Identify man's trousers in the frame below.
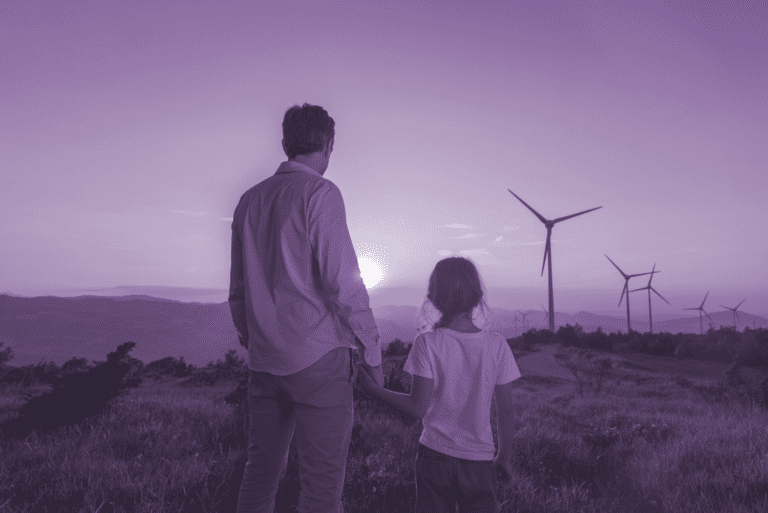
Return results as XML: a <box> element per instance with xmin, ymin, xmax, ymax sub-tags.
<box><xmin>236</xmin><ymin>347</ymin><xmax>355</xmax><ymax>513</ymax></box>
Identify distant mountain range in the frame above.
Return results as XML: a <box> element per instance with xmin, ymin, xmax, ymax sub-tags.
<box><xmin>1</xmin><ymin>294</ymin><xmax>766</xmax><ymax>367</ymax></box>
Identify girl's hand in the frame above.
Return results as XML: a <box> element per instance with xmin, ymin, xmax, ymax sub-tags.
<box><xmin>493</xmin><ymin>453</ymin><xmax>514</xmax><ymax>482</ymax></box>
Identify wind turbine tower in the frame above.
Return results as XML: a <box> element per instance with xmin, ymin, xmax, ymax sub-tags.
<box><xmin>508</xmin><ymin>189</ymin><xmax>602</xmax><ymax>332</ymax></box>
<box><xmin>605</xmin><ymin>255</ymin><xmax>655</xmax><ymax>334</ymax></box>
<box><xmin>683</xmin><ymin>292</ymin><xmax>713</xmax><ymax>335</ymax></box>
<box><xmin>628</xmin><ymin>263</ymin><xmax>668</xmax><ymax>334</ymax></box>
<box><xmin>719</xmin><ymin>299</ymin><xmax>746</xmax><ymax>329</ymax></box>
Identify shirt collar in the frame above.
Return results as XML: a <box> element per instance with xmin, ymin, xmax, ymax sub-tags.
<box><xmin>275</xmin><ymin>160</ymin><xmax>322</xmax><ymax>177</ymax></box>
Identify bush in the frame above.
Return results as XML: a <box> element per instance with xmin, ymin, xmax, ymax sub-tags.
<box><xmin>181</xmin><ymin>350</ymin><xmax>247</xmax><ymax>386</ymax></box>
<box><xmin>384</xmin><ymin>339</ymin><xmax>412</xmax><ymax>357</ymax></box>
<box><xmin>582</xmin><ymin>327</ymin><xmax>614</xmax><ymax>352</ymax></box>
<box><xmin>556</xmin><ymin>324</ymin><xmax>585</xmax><ymax>347</ymax></box>
<box><xmin>4</xmin><ymin>342</ymin><xmax>143</xmax><ymax>437</ymax></box>
<box><xmin>0</xmin><ymin>342</ymin><xmax>13</xmax><ymax>366</ymax></box>
<box><xmin>143</xmin><ymin>356</ymin><xmax>191</xmax><ymax>378</ymax></box>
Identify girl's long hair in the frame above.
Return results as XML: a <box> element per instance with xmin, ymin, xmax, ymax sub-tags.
<box><xmin>418</xmin><ymin>257</ymin><xmax>490</xmax><ymax>332</ymax></box>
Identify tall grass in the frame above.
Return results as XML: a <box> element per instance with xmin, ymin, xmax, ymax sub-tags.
<box><xmin>2</xmin><ymin>342</ymin><xmax>768</xmax><ymax>512</ymax></box>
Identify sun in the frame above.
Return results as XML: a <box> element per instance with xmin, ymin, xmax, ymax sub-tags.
<box><xmin>358</xmin><ymin>257</ymin><xmax>384</xmax><ymax>289</ymax></box>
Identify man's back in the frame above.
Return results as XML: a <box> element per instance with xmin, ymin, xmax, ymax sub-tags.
<box><xmin>230</xmin><ymin>160</ymin><xmax>380</xmax><ymax>375</ymax></box>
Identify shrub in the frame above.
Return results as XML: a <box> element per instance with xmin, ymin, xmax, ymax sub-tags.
<box><xmin>553</xmin><ymin>347</ymin><xmax>614</xmax><ymax>396</ymax></box>
<box><xmin>143</xmin><ymin>355</ymin><xmax>190</xmax><ymax>378</ymax></box>
<box><xmin>181</xmin><ymin>350</ymin><xmax>247</xmax><ymax>386</ymax></box>
<box><xmin>4</xmin><ymin>342</ymin><xmax>142</xmax><ymax>437</ymax></box>
<box><xmin>582</xmin><ymin>326</ymin><xmax>614</xmax><ymax>352</ymax></box>
<box><xmin>0</xmin><ymin>342</ymin><xmax>13</xmax><ymax>366</ymax></box>
<box><xmin>556</xmin><ymin>324</ymin><xmax>585</xmax><ymax>347</ymax></box>
<box><xmin>384</xmin><ymin>339</ymin><xmax>412</xmax><ymax>357</ymax></box>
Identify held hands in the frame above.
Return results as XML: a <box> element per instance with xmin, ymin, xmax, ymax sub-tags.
<box><xmin>355</xmin><ymin>361</ymin><xmax>384</xmax><ymax>390</ymax></box>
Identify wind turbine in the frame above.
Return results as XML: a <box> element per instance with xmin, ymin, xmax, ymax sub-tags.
<box><xmin>719</xmin><ymin>299</ymin><xmax>746</xmax><ymax>329</ymax></box>
<box><xmin>628</xmin><ymin>263</ymin><xmax>668</xmax><ymax>334</ymax></box>
<box><xmin>541</xmin><ymin>304</ymin><xmax>549</xmax><ymax>329</ymax></box>
<box><xmin>605</xmin><ymin>255</ymin><xmax>656</xmax><ymax>334</ymax></box>
<box><xmin>683</xmin><ymin>292</ymin><xmax>713</xmax><ymax>335</ymax></box>
<box><xmin>508</xmin><ymin>189</ymin><xmax>602</xmax><ymax>332</ymax></box>
<box><xmin>518</xmin><ymin>310</ymin><xmax>531</xmax><ymax>332</ymax></box>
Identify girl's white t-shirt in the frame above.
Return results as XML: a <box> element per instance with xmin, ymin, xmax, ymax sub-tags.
<box><xmin>403</xmin><ymin>327</ymin><xmax>521</xmax><ymax>460</ymax></box>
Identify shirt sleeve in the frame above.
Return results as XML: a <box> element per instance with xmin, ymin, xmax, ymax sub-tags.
<box><xmin>228</xmin><ymin>199</ymin><xmax>248</xmax><ymax>348</ymax></box>
<box><xmin>496</xmin><ymin>335</ymin><xmax>522</xmax><ymax>385</ymax></box>
<box><xmin>403</xmin><ymin>334</ymin><xmax>433</xmax><ymax>379</ymax></box>
<box><xmin>308</xmin><ymin>181</ymin><xmax>382</xmax><ymax>367</ymax></box>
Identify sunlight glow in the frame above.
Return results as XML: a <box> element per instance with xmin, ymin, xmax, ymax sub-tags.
<box><xmin>358</xmin><ymin>257</ymin><xmax>384</xmax><ymax>289</ymax></box>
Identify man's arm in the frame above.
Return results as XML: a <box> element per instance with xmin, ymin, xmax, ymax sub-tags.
<box><xmin>309</xmin><ymin>183</ymin><xmax>382</xmax><ymax>369</ymax></box>
<box><xmin>360</xmin><ymin>369</ymin><xmax>433</xmax><ymax>419</ymax></box>
<box><xmin>228</xmin><ymin>217</ymin><xmax>248</xmax><ymax>349</ymax></box>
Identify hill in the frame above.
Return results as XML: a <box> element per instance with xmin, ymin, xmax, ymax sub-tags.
<box><xmin>2</xmin><ymin>294</ymin><xmax>767</xmax><ymax>367</ymax></box>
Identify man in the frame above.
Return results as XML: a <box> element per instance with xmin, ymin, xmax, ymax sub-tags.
<box><xmin>229</xmin><ymin>103</ymin><xmax>384</xmax><ymax>513</ymax></box>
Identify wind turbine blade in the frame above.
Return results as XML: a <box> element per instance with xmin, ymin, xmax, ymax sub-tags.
<box><xmin>682</xmin><ymin>307</ymin><xmax>699</xmax><ymax>311</ymax></box>
<box><xmin>508</xmin><ymin>190</ymin><xmax>547</xmax><ymax>224</ymax></box>
<box><xmin>701</xmin><ymin>291</ymin><xmax>709</xmax><ymax>308</ymax></box>
<box><xmin>541</xmin><ymin>234</ymin><xmax>551</xmax><ymax>277</ymax></box>
<box><xmin>736</xmin><ymin>298</ymin><xmax>746</xmax><ymax>310</ymax></box>
<box><xmin>736</xmin><ymin>311</ymin><xmax>741</xmax><ymax>321</ymax></box>
<box><xmin>552</xmin><ymin>206</ymin><xmax>602</xmax><ymax>224</ymax></box>
<box><xmin>619</xmin><ymin>283</ymin><xmax>627</xmax><ymax>307</ymax></box>
<box><xmin>605</xmin><ymin>254</ymin><xmax>627</xmax><ymax>278</ymax></box>
<box><xmin>628</xmin><ymin>271</ymin><xmax>656</xmax><ymax>278</ymax></box>
<box><xmin>628</xmin><ymin>287</ymin><xmax>647</xmax><ymax>293</ymax></box>
<box><xmin>651</xmin><ymin>287</ymin><xmax>671</xmax><ymax>305</ymax></box>
<box><xmin>648</xmin><ymin>263</ymin><xmax>657</xmax><ymax>285</ymax></box>
<box><xmin>704</xmin><ymin>310</ymin><xmax>713</xmax><ymax>321</ymax></box>
<box><xmin>719</xmin><ymin>305</ymin><xmax>729</xmax><ymax>310</ymax></box>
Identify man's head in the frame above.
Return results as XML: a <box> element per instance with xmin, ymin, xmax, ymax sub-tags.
<box><xmin>282</xmin><ymin>103</ymin><xmax>335</xmax><ymax>174</ymax></box>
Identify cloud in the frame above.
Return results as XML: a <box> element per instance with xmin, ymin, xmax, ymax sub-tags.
<box><xmin>220</xmin><ymin>217</ymin><xmax>233</xmax><ymax>222</ymax></box>
<box><xmin>494</xmin><ymin>236</ymin><xmax>503</xmax><ymax>242</ymax></box>
<box><xmin>452</xmin><ymin>233</ymin><xmax>482</xmax><ymax>239</ymax></box>
<box><xmin>502</xmin><ymin>225</ymin><xmax>520</xmax><ymax>231</ymax></box>
<box><xmin>459</xmin><ymin>249</ymin><xmax>489</xmax><ymax>256</ymax></box>
<box><xmin>172</xmin><ymin>210</ymin><xmax>210</xmax><ymax>218</ymax></box>
<box><xmin>443</xmin><ymin>223</ymin><xmax>472</xmax><ymax>229</ymax></box>
<box><xmin>437</xmin><ymin>250</ymin><xmax>453</xmax><ymax>256</ymax></box>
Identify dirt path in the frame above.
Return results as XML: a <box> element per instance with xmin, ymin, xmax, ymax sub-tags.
<box><xmin>512</xmin><ymin>344</ymin><xmax>731</xmax><ymax>385</ymax></box>
<box><xmin>514</xmin><ymin>344</ymin><xmax>576</xmax><ymax>382</ymax></box>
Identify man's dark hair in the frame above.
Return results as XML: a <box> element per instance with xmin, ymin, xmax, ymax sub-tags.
<box><xmin>282</xmin><ymin>103</ymin><xmax>335</xmax><ymax>159</ymax></box>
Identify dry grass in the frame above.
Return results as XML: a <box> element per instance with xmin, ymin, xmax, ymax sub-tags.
<box><xmin>2</xmin><ymin>345</ymin><xmax>768</xmax><ymax>512</ymax></box>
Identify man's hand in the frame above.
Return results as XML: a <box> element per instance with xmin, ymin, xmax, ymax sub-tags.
<box><xmin>357</xmin><ymin>362</ymin><xmax>384</xmax><ymax>389</ymax></box>
<box><xmin>237</xmin><ymin>330</ymin><xmax>248</xmax><ymax>349</ymax></box>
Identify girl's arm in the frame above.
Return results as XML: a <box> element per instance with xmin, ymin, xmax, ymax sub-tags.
<box><xmin>358</xmin><ymin>365</ymin><xmax>433</xmax><ymax>419</ymax></box>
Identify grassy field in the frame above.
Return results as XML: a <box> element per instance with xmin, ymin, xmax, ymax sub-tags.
<box><xmin>2</xmin><ymin>342</ymin><xmax>768</xmax><ymax>512</ymax></box>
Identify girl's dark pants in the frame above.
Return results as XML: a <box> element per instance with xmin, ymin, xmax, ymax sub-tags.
<box><xmin>236</xmin><ymin>347</ymin><xmax>355</xmax><ymax>513</ymax></box>
<box><xmin>416</xmin><ymin>443</ymin><xmax>499</xmax><ymax>513</ymax></box>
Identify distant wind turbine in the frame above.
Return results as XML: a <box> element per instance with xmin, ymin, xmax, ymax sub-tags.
<box><xmin>518</xmin><ymin>310</ymin><xmax>531</xmax><ymax>332</ymax></box>
<box><xmin>605</xmin><ymin>255</ymin><xmax>655</xmax><ymax>334</ymax></box>
<box><xmin>628</xmin><ymin>263</ymin><xmax>668</xmax><ymax>334</ymax></box>
<box><xmin>508</xmin><ymin>189</ymin><xmax>602</xmax><ymax>332</ymax></box>
<box><xmin>719</xmin><ymin>299</ymin><xmax>746</xmax><ymax>329</ymax></box>
<box><xmin>683</xmin><ymin>292</ymin><xmax>713</xmax><ymax>335</ymax></box>
<box><xmin>541</xmin><ymin>304</ymin><xmax>549</xmax><ymax>328</ymax></box>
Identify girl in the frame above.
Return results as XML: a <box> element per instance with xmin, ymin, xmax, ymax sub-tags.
<box><xmin>357</xmin><ymin>256</ymin><xmax>521</xmax><ymax>513</ymax></box>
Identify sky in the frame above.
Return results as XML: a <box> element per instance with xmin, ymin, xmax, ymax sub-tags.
<box><xmin>1</xmin><ymin>0</ymin><xmax>767</xmax><ymax>316</ymax></box>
